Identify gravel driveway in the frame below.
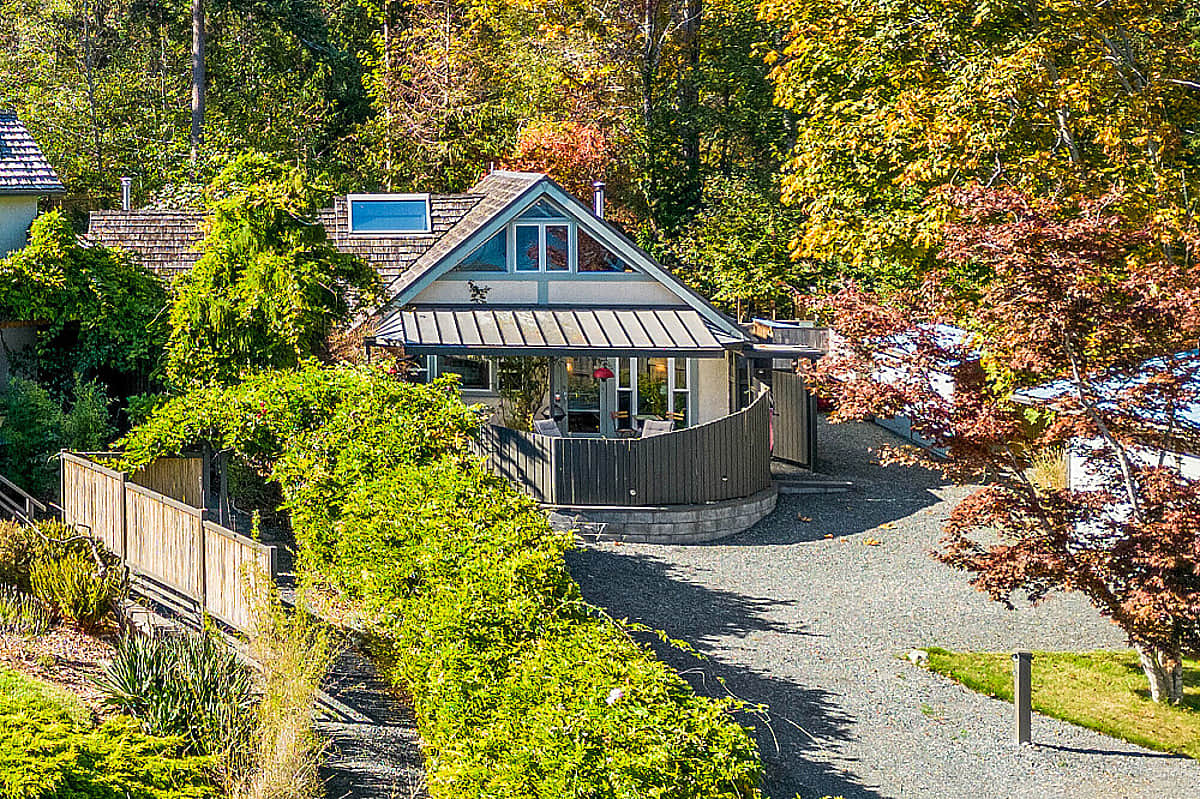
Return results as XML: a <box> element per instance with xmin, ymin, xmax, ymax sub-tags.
<box><xmin>568</xmin><ymin>420</ymin><xmax>1200</xmax><ymax>799</ymax></box>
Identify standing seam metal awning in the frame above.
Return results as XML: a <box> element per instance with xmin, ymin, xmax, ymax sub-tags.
<box><xmin>371</xmin><ymin>306</ymin><xmax>743</xmax><ymax>356</ymax></box>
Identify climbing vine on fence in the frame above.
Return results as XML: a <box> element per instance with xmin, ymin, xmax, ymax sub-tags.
<box><xmin>119</xmin><ymin>362</ymin><xmax>763</xmax><ymax>799</ymax></box>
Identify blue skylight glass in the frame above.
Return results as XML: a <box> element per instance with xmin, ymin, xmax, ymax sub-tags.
<box><xmin>350</xmin><ymin>197</ymin><xmax>430</xmax><ymax>233</ymax></box>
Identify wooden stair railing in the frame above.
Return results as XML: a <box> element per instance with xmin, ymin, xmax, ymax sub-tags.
<box><xmin>0</xmin><ymin>473</ymin><xmax>46</xmax><ymax>527</ymax></box>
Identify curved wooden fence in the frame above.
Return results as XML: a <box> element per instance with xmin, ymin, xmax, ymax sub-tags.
<box><xmin>476</xmin><ymin>392</ymin><xmax>772</xmax><ymax>507</ymax></box>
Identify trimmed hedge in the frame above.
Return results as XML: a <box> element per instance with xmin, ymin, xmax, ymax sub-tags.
<box><xmin>120</xmin><ymin>364</ymin><xmax>763</xmax><ymax>798</ymax></box>
<box><xmin>0</xmin><ymin>667</ymin><xmax>214</xmax><ymax>799</ymax></box>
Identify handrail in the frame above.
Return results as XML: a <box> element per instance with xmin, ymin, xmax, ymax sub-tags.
<box><xmin>0</xmin><ymin>472</ymin><xmax>46</xmax><ymax>513</ymax></box>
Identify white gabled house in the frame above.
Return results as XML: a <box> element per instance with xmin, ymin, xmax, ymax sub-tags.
<box><xmin>88</xmin><ymin>169</ymin><xmax>825</xmax><ymax>538</ymax></box>
<box><xmin>0</xmin><ymin>111</ymin><xmax>64</xmax><ymax>255</ymax></box>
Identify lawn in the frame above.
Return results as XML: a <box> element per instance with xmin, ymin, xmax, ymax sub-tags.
<box><xmin>924</xmin><ymin>648</ymin><xmax>1200</xmax><ymax>759</ymax></box>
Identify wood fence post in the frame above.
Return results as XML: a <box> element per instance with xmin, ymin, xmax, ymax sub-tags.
<box><xmin>197</xmin><ymin>509</ymin><xmax>208</xmax><ymax>617</ymax></box>
<box><xmin>118</xmin><ymin>473</ymin><xmax>128</xmax><ymax>561</ymax></box>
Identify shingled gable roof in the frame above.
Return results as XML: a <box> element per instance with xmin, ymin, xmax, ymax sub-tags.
<box><xmin>380</xmin><ymin>170</ymin><xmax>747</xmax><ymax>341</ymax></box>
<box><xmin>86</xmin><ymin>194</ymin><xmax>481</xmax><ymax>283</ymax></box>
<box><xmin>0</xmin><ymin>111</ymin><xmax>65</xmax><ymax>195</ymax></box>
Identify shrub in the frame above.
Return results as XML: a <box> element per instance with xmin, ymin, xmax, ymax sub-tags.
<box><xmin>0</xmin><ymin>666</ymin><xmax>215</xmax><ymax>799</ymax></box>
<box><xmin>0</xmin><ymin>522</ymin><xmax>47</xmax><ymax>593</ymax></box>
<box><xmin>0</xmin><ymin>584</ymin><xmax>56</xmax><ymax>635</ymax></box>
<box><xmin>0</xmin><ymin>378</ymin><xmax>63</xmax><ymax>496</ymax></box>
<box><xmin>29</xmin><ymin>549</ymin><xmax>126</xmax><ymax>632</ymax></box>
<box><xmin>97</xmin><ymin>627</ymin><xmax>258</xmax><ymax>773</ymax></box>
<box><xmin>120</xmin><ymin>365</ymin><xmax>764</xmax><ymax>799</ymax></box>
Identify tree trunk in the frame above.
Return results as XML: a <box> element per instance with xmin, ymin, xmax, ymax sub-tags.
<box><xmin>1136</xmin><ymin>642</ymin><xmax>1183</xmax><ymax>704</ymax></box>
<box><xmin>190</xmin><ymin>0</ymin><xmax>206</xmax><ymax>166</ymax></box>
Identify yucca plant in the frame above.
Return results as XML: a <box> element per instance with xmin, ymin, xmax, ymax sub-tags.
<box><xmin>0</xmin><ymin>583</ymin><xmax>56</xmax><ymax>635</ymax></box>
<box><xmin>29</xmin><ymin>550</ymin><xmax>126</xmax><ymax>632</ymax></box>
<box><xmin>96</xmin><ymin>627</ymin><xmax>258</xmax><ymax>767</ymax></box>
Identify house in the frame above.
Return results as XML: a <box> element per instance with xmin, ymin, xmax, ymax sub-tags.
<box><xmin>1012</xmin><ymin>350</ymin><xmax>1200</xmax><ymax>490</ymax></box>
<box><xmin>0</xmin><ymin>111</ymin><xmax>65</xmax><ymax>386</ymax></box>
<box><xmin>88</xmin><ymin>170</ymin><xmax>825</xmax><ymax>541</ymax></box>
<box><xmin>0</xmin><ymin>111</ymin><xmax>63</xmax><ymax>255</ymax></box>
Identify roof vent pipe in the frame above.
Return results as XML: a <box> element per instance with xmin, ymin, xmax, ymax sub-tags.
<box><xmin>592</xmin><ymin>180</ymin><xmax>605</xmax><ymax>220</ymax></box>
<box><xmin>119</xmin><ymin>177</ymin><xmax>132</xmax><ymax>211</ymax></box>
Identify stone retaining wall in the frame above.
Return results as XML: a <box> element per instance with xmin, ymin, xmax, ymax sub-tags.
<box><xmin>546</xmin><ymin>486</ymin><xmax>778</xmax><ymax>544</ymax></box>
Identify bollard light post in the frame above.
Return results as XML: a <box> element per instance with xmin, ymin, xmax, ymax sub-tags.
<box><xmin>1013</xmin><ymin>650</ymin><xmax>1032</xmax><ymax>745</ymax></box>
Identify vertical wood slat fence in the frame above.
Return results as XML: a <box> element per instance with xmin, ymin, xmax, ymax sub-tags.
<box><xmin>476</xmin><ymin>392</ymin><xmax>772</xmax><ymax>507</ymax></box>
<box><xmin>771</xmin><ymin>369</ymin><xmax>817</xmax><ymax>469</ymax></box>
<box><xmin>59</xmin><ymin>452</ymin><xmax>276</xmax><ymax>633</ymax></box>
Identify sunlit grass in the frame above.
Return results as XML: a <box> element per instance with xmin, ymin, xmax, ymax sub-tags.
<box><xmin>924</xmin><ymin>648</ymin><xmax>1200</xmax><ymax>758</ymax></box>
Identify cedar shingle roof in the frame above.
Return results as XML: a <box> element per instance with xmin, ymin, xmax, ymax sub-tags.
<box><xmin>0</xmin><ymin>111</ymin><xmax>64</xmax><ymax>195</ymax></box>
<box><xmin>86</xmin><ymin>193</ymin><xmax>483</xmax><ymax>283</ymax></box>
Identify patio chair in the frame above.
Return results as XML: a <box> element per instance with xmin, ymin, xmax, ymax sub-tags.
<box><xmin>533</xmin><ymin>418</ymin><xmax>564</xmax><ymax>437</ymax></box>
<box><xmin>640</xmin><ymin>419</ymin><xmax>674</xmax><ymax>437</ymax></box>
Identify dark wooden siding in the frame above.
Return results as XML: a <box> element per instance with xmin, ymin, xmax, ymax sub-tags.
<box><xmin>475</xmin><ymin>392</ymin><xmax>772</xmax><ymax>506</ymax></box>
<box><xmin>772</xmin><ymin>369</ymin><xmax>817</xmax><ymax>468</ymax></box>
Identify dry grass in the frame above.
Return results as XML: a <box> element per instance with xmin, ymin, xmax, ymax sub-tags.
<box><xmin>1029</xmin><ymin>446</ymin><xmax>1067</xmax><ymax>491</ymax></box>
<box><xmin>233</xmin><ymin>589</ymin><xmax>335</xmax><ymax>799</ymax></box>
<box><xmin>924</xmin><ymin>648</ymin><xmax>1200</xmax><ymax>758</ymax></box>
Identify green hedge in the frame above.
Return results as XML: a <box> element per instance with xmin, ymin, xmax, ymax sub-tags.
<box><xmin>0</xmin><ymin>667</ymin><xmax>214</xmax><ymax>799</ymax></box>
<box><xmin>120</xmin><ymin>364</ymin><xmax>762</xmax><ymax>798</ymax></box>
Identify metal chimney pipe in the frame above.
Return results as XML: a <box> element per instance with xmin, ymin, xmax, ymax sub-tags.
<box><xmin>592</xmin><ymin>180</ymin><xmax>606</xmax><ymax>219</ymax></box>
<box><xmin>119</xmin><ymin>177</ymin><xmax>132</xmax><ymax>211</ymax></box>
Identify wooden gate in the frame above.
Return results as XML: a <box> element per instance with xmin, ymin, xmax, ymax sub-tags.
<box><xmin>772</xmin><ymin>369</ymin><xmax>817</xmax><ymax>468</ymax></box>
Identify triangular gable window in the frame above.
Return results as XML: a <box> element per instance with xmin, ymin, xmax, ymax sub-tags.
<box><xmin>578</xmin><ymin>229</ymin><xmax>634</xmax><ymax>273</ymax></box>
<box><xmin>518</xmin><ymin>199</ymin><xmax>568</xmax><ymax>220</ymax></box>
<box><xmin>452</xmin><ymin>229</ymin><xmax>507</xmax><ymax>272</ymax></box>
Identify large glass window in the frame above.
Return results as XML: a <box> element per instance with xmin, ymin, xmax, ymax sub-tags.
<box><xmin>613</xmin><ymin>357</ymin><xmax>691</xmax><ymax>430</ymax></box>
<box><xmin>436</xmin><ymin>355</ymin><xmax>492</xmax><ymax>391</ymax></box>
<box><xmin>348</xmin><ymin>195</ymin><xmax>431</xmax><ymax>233</ymax></box>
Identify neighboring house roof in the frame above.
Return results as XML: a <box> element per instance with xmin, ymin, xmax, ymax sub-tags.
<box><xmin>1011</xmin><ymin>349</ymin><xmax>1200</xmax><ymax>441</ymax></box>
<box><xmin>87</xmin><ymin>195</ymin><xmax>480</xmax><ymax>283</ymax></box>
<box><xmin>0</xmin><ymin>111</ymin><xmax>65</xmax><ymax>196</ymax></box>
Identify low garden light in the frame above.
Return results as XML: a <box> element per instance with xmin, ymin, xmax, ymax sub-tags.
<box><xmin>592</xmin><ymin>365</ymin><xmax>614</xmax><ymax>381</ymax></box>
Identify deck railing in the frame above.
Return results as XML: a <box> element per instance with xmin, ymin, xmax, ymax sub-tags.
<box><xmin>476</xmin><ymin>391</ymin><xmax>772</xmax><ymax>507</ymax></box>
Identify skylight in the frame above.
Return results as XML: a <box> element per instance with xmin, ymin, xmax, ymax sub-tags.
<box><xmin>348</xmin><ymin>194</ymin><xmax>431</xmax><ymax>234</ymax></box>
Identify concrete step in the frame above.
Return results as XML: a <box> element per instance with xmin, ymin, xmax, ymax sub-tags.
<box><xmin>774</xmin><ymin>479</ymin><xmax>854</xmax><ymax>495</ymax></box>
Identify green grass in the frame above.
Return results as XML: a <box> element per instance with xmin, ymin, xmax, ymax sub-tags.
<box><xmin>924</xmin><ymin>648</ymin><xmax>1200</xmax><ymax>758</ymax></box>
<box><xmin>0</xmin><ymin>665</ymin><xmax>91</xmax><ymax>727</ymax></box>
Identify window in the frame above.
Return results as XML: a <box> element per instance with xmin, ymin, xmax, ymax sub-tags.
<box><xmin>454</xmin><ymin>229</ymin><xmax>507</xmax><ymax>272</ymax></box>
<box><xmin>515</xmin><ymin>225</ymin><xmax>540</xmax><ymax>271</ymax></box>
<box><xmin>348</xmin><ymin>194</ymin><xmax>431</xmax><ymax>234</ymax></box>
<box><xmin>435</xmin><ymin>355</ymin><xmax>492</xmax><ymax>391</ymax></box>
<box><xmin>614</xmin><ymin>357</ymin><xmax>691</xmax><ymax>429</ymax></box>
<box><xmin>447</xmin><ymin>196</ymin><xmax>639</xmax><ymax>274</ymax></box>
<box><xmin>578</xmin><ymin>229</ymin><xmax>632</xmax><ymax>272</ymax></box>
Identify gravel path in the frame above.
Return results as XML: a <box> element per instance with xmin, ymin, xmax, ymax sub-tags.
<box><xmin>318</xmin><ymin>639</ymin><xmax>427</xmax><ymax>799</ymax></box>
<box><xmin>568</xmin><ymin>420</ymin><xmax>1200</xmax><ymax>799</ymax></box>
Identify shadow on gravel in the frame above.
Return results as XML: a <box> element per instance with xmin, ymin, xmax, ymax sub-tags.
<box><xmin>318</xmin><ymin>642</ymin><xmax>427</xmax><ymax>799</ymax></box>
<box><xmin>1035</xmin><ymin>743</ymin><xmax>1187</xmax><ymax>760</ymax></box>
<box><xmin>569</xmin><ymin>546</ymin><xmax>885</xmax><ymax>799</ymax></box>
<box><xmin>730</xmin><ymin>420</ymin><xmax>951</xmax><ymax>547</ymax></box>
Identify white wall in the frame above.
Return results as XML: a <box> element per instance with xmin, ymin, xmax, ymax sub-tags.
<box><xmin>1068</xmin><ymin>437</ymin><xmax>1200</xmax><ymax>491</ymax></box>
<box><xmin>0</xmin><ymin>196</ymin><xmax>37</xmax><ymax>256</ymax></box>
<box><xmin>411</xmin><ymin>273</ymin><xmax>686</xmax><ymax>307</ymax></box>
<box><xmin>694</xmin><ymin>355</ymin><xmax>731</xmax><ymax>424</ymax></box>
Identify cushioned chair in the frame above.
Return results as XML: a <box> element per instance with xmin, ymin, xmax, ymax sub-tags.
<box><xmin>640</xmin><ymin>419</ymin><xmax>674</xmax><ymax>437</ymax></box>
<box><xmin>533</xmin><ymin>418</ymin><xmax>564</xmax><ymax>437</ymax></box>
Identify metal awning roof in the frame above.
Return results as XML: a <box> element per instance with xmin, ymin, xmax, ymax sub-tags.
<box><xmin>371</xmin><ymin>306</ymin><xmax>743</xmax><ymax>356</ymax></box>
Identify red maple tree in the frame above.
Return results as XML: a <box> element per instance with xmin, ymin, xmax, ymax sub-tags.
<box><xmin>806</xmin><ymin>187</ymin><xmax>1200</xmax><ymax>702</ymax></box>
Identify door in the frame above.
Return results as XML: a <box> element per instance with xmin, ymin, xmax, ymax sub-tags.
<box><xmin>552</xmin><ymin>357</ymin><xmax>615</xmax><ymax>436</ymax></box>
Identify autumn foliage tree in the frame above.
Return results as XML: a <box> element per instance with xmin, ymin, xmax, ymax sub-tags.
<box><xmin>808</xmin><ymin>187</ymin><xmax>1200</xmax><ymax>703</ymax></box>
